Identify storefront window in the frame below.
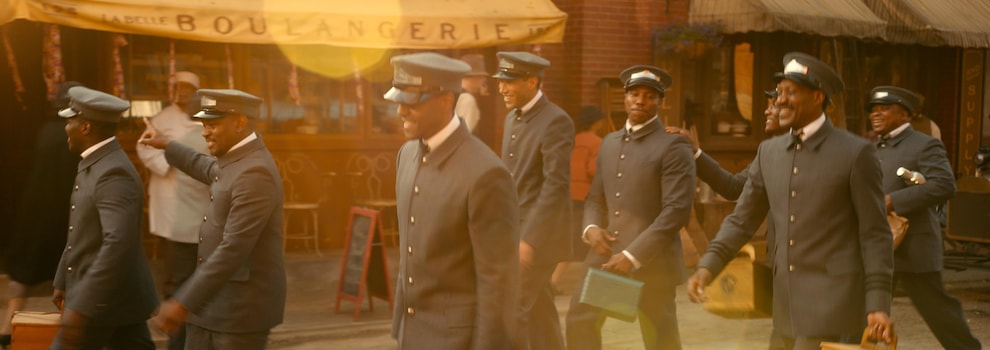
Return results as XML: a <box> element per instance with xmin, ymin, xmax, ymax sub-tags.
<box><xmin>708</xmin><ymin>43</ymin><xmax>752</xmax><ymax>138</ymax></box>
<box><xmin>124</xmin><ymin>36</ymin><xmax>401</xmax><ymax>137</ymax></box>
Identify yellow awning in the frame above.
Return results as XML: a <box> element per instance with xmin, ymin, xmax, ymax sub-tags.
<box><xmin>689</xmin><ymin>0</ymin><xmax>886</xmax><ymax>40</ymax></box>
<box><xmin>865</xmin><ymin>0</ymin><xmax>990</xmax><ymax>47</ymax></box>
<box><xmin>1</xmin><ymin>0</ymin><xmax>567</xmax><ymax>49</ymax></box>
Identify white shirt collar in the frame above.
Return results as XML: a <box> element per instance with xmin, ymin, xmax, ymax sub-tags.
<box><xmin>81</xmin><ymin>136</ymin><xmax>116</xmax><ymax>159</ymax></box>
<box><xmin>625</xmin><ymin>115</ymin><xmax>659</xmax><ymax>133</ymax></box>
<box><xmin>424</xmin><ymin>116</ymin><xmax>461</xmax><ymax>153</ymax></box>
<box><xmin>520</xmin><ymin>90</ymin><xmax>543</xmax><ymax>115</ymax></box>
<box><xmin>227</xmin><ymin>132</ymin><xmax>258</xmax><ymax>154</ymax></box>
<box><xmin>885</xmin><ymin>122</ymin><xmax>911</xmax><ymax>139</ymax></box>
<box><xmin>794</xmin><ymin>113</ymin><xmax>827</xmax><ymax>140</ymax></box>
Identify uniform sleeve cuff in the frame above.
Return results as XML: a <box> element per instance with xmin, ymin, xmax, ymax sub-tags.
<box><xmin>581</xmin><ymin>225</ymin><xmax>598</xmax><ymax>243</ymax></box>
<box><xmin>621</xmin><ymin>250</ymin><xmax>642</xmax><ymax>269</ymax></box>
<box><xmin>694</xmin><ymin>149</ymin><xmax>703</xmax><ymax>159</ymax></box>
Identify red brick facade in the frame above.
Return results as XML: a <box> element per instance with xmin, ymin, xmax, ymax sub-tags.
<box><xmin>540</xmin><ymin>0</ymin><xmax>690</xmax><ymax>115</ymax></box>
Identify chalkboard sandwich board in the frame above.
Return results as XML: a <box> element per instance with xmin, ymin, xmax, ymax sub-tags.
<box><xmin>334</xmin><ymin>207</ymin><xmax>394</xmax><ymax>321</ymax></box>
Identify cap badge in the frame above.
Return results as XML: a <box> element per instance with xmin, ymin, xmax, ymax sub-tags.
<box><xmin>394</xmin><ymin>67</ymin><xmax>423</xmax><ymax>86</ymax></box>
<box><xmin>874</xmin><ymin>91</ymin><xmax>889</xmax><ymax>99</ymax></box>
<box><xmin>499</xmin><ymin>58</ymin><xmax>515</xmax><ymax>69</ymax></box>
<box><xmin>201</xmin><ymin>96</ymin><xmax>218</xmax><ymax>107</ymax></box>
<box><xmin>630</xmin><ymin>70</ymin><xmax>660</xmax><ymax>82</ymax></box>
<box><xmin>784</xmin><ymin>59</ymin><xmax>809</xmax><ymax>76</ymax></box>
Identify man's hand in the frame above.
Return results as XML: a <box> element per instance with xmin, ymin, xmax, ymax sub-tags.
<box><xmin>52</xmin><ymin>288</ymin><xmax>65</xmax><ymax>311</ymax></box>
<box><xmin>152</xmin><ymin>299</ymin><xmax>190</xmax><ymax>336</ymax></box>
<box><xmin>601</xmin><ymin>253</ymin><xmax>633</xmax><ymax>275</ymax></box>
<box><xmin>138</xmin><ymin>118</ymin><xmax>170</xmax><ymax>149</ymax></box>
<box><xmin>686</xmin><ymin>268</ymin><xmax>713</xmax><ymax>303</ymax></box>
<box><xmin>585</xmin><ymin>226</ymin><xmax>616</xmax><ymax>257</ymax></box>
<box><xmin>519</xmin><ymin>241</ymin><xmax>534</xmax><ymax>271</ymax></box>
<box><xmin>664</xmin><ymin>125</ymin><xmax>700</xmax><ymax>153</ymax></box>
<box><xmin>867</xmin><ymin>311</ymin><xmax>895</xmax><ymax>344</ymax></box>
<box><xmin>884</xmin><ymin>194</ymin><xmax>894</xmax><ymax>213</ymax></box>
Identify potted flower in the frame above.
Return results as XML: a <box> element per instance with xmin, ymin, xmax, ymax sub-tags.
<box><xmin>654</xmin><ymin>22</ymin><xmax>723</xmax><ymax>58</ymax></box>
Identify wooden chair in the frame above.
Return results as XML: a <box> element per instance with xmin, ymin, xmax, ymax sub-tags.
<box><xmin>345</xmin><ymin>153</ymin><xmax>399</xmax><ymax>246</ymax></box>
<box><xmin>278</xmin><ymin>153</ymin><xmax>332</xmax><ymax>255</ymax></box>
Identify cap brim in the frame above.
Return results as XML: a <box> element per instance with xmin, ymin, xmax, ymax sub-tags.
<box><xmin>866</xmin><ymin>98</ymin><xmax>912</xmax><ymax>113</ymax></box>
<box><xmin>492</xmin><ymin>72</ymin><xmax>524</xmax><ymax>80</ymax></box>
<box><xmin>625</xmin><ymin>80</ymin><xmax>665</xmax><ymax>95</ymax></box>
<box><xmin>774</xmin><ymin>72</ymin><xmax>821</xmax><ymax>91</ymax></box>
<box><xmin>384</xmin><ymin>87</ymin><xmax>430</xmax><ymax>105</ymax></box>
<box><xmin>193</xmin><ymin>110</ymin><xmax>228</xmax><ymax>119</ymax></box>
<box><xmin>58</xmin><ymin>107</ymin><xmax>80</xmax><ymax>118</ymax></box>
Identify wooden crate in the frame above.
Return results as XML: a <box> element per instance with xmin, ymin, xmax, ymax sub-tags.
<box><xmin>702</xmin><ymin>242</ymin><xmax>772</xmax><ymax>318</ymax></box>
<box><xmin>11</xmin><ymin>311</ymin><xmax>60</xmax><ymax>350</ymax></box>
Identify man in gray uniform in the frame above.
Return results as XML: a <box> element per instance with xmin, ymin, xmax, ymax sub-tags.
<box><xmin>54</xmin><ymin>86</ymin><xmax>159</xmax><ymax>349</ymax></box>
<box><xmin>688</xmin><ymin>52</ymin><xmax>895</xmax><ymax>350</ymax></box>
<box><xmin>867</xmin><ymin>86</ymin><xmax>980</xmax><ymax>350</ymax></box>
<box><xmin>494</xmin><ymin>51</ymin><xmax>573</xmax><ymax>350</ymax></box>
<box><xmin>387</xmin><ymin>52</ymin><xmax>521</xmax><ymax>350</ymax></box>
<box><xmin>566</xmin><ymin>65</ymin><xmax>695</xmax><ymax>350</ymax></box>
<box><xmin>141</xmin><ymin>89</ymin><xmax>286</xmax><ymax>350</ymax></box>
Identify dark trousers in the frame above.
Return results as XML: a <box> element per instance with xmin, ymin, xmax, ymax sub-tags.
<box><xmin>566</xmin><ymin>273</ymin><xmax>681</xmax><ymax>350</ymax></box>
<box><xmin>896</xmin><ymin>270</ymin><xmax>981</xmax><ymax>350</ymax></box>
<box><xmin>185</xmin><ymin>324</ymin><xmax>270</xmax><ymax>350</ymax></box>
<box><xmin>49</xmin><ymin>321</ymin><xmax>154</xmax><ymax>350</ymax></box>
<box><xmin>163</xmin><ymin>240</ymin><xmax>198</xmax><ymax>350</ymax></box>
<box><xmin>520</xmin><ymin>262</ymin><xmax>565</xmax><ymax>350</ymax></box>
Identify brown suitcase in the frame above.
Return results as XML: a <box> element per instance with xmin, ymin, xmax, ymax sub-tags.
<box><xmin>10</xmin><ymin>311</ymin><xmax>60</xmax><ymax>350</ymax></box>
<box><xmin>702</xmin><ymin>242</ymin><xmax>772</xmax><ymax>318</ymax></box>
<box><xmin>820</xmin><ymin>327</ymin><xmax>897</xmax><ymax>349</ymax></box>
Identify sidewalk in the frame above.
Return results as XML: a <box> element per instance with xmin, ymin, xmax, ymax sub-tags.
<box><xmin>3</xmin><ymin>248</ymin><xmax>990</xmax><ymax>349</ymax></box>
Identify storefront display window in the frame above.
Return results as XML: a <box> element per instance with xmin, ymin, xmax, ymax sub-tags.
<box><xmin>123</xmin><ymin>36</ymin><xmax>401</xmax><ymax>137</ymax></box>
<box><xmin>680</xmin><ymin>41</ymin><xmax>762</xmax><ymax>151</ymax></box>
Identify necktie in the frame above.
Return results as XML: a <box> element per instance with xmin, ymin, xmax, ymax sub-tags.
<box><xmin>419</xmin><ymin>141</ymin><xmax>430</xmax><ymax>155</ymax></box>
<box><xmin>790</xmin><ymin>129</ymin><xmax>804</xmax><ymax>149</ymax></box>
<box><xmin>878</xmin><ymin>135</ymin><xmax>890</xmax><ymax>149</ymax></box>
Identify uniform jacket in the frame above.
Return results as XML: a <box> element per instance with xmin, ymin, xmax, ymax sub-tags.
<box><xmin>584</xmin><ymin>119</ymin><xmax>695</xmax><ymax>285</ymax></box>
<box><xmin>876</xmin><ymin>127</ymin><xmax>955</xmax><ymax>272</ymax></box>
<box><xmin>392</xmin><ymin>124</ymin><xmax>521</xmax><ymax>350</ymax></box>
<box><xmin>165</xmin><ymin>136</ymin><xmax>287</xmax><ymax>333</ymax></box>
<box><xmin>501</xmin><ymin>95</ymin><xmax>574</xmax><ymax>264</ymax></box>
<box><xmin>696</xmin><ymin>151</ymin><xmax>749</xmax><ymax>201</ymax></box>
<box><xmin>54</xmin><ymin>139</ymin><xmax>158</xmax><ymax>326</ymax></box>
<box><xmin>699</xmin><ymin>120</ymin><xmax>893</xmax><ymax>337</ymax></box>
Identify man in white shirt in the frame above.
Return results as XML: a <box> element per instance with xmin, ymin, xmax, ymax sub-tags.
<box><xmin>455</xmin><ymin>53</ymin><xmax>489</xmax><ymax>133</ymax></box>
<box><xmin>135</xmin><ymin>71</ymin><xmax>209</xmax><ymax>349</ymax></box>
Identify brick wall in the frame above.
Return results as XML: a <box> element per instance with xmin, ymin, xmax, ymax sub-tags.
<box><xmin>537</xmin><ymin>0</ymin><xmax>690</xmax><ymax>116</ymax></box>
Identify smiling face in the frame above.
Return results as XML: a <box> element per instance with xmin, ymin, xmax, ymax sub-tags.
<box><xmin>774</xmin><ymin>79</ymin><xmax>824</xmax><ymax>131</ymax></box>
<box><xmin>869</xmin><ymin>103</ymin><xmax>911</xmax><ymax>136</ymax></box>
<box><xmin>764</xmin><ymin>98</ymin><xmax>783</xmax><ymax>136</ymax></box>
<box><xmin>200</xmin><ymin>114</ymin><xmax>247</xmax><ymax>156</ymax></box>
<box><xmin>624</xmin><ymin>85</ymin><xmax>661</xmax><ymax>126</ymax></box>
<box><xmin>497</xmin><ymin>76</ymin><xmax>539</xmax><ymax>109</ymax></box>
<box><xmin>396</xmin><ymin>92</ymin><xmax>455</xmax><ymax>140</ymax></box>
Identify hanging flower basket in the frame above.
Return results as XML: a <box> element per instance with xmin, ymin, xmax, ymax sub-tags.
<box><xmin>654</xmin><ymin>22</ymin><xmax>723</xmax><ymax>58</ymax></box>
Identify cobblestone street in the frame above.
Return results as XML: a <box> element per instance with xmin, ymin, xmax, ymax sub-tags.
<box><xmin>3</xmin><ymin>249</ymin><xmax>989</xmax><ymax>349</ymax></box>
